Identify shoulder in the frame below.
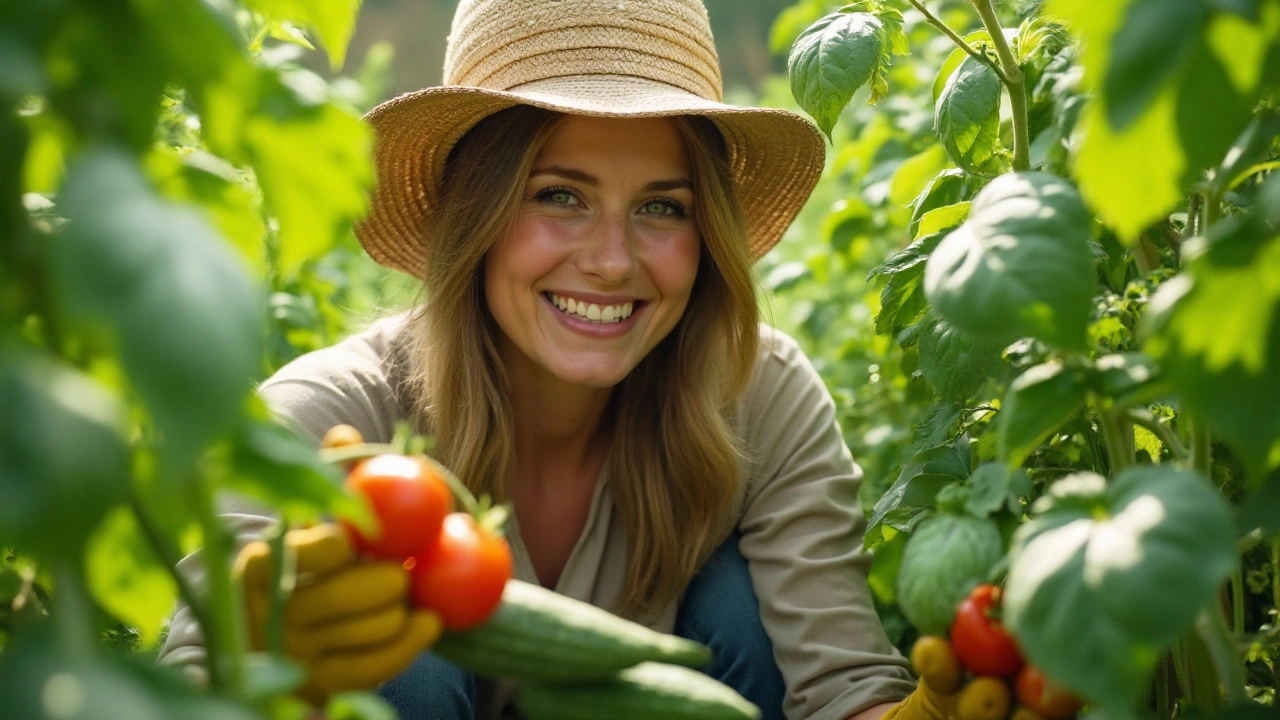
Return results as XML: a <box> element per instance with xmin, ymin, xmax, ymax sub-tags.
<box><xmin>257</xmin><ymin>311</ymin><xmax>416</xmax><ymax>443</ymax></box>
<box><xmin>741</xmin><ymin>323</ymin><xmax>826</xmax><ymax>411</ymax></box>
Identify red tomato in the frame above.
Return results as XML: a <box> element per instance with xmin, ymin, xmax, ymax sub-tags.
<box><xmin>410</xmin><ymin>512</ymin><xmax>513</xmax><ymax>631</ymax></box>
<box><xmin>1016</xmin><ymin>665</ymin><xmax>1084</xmax><ymax>719</ymax></box>
<box><xmin>342</xmin><ymin>454</ymin><xmax>452</xmax><ymax>560</ymax></box>
<box><xmin>950</xmin><ymin>584</ymin><xmax>1024</xmax><ymax>677</ymax></box>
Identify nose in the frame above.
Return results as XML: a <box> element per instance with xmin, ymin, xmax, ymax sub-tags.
<box><xmin>577</xmin><ymin>212</ymin><xmax>636</xmax><ymax>284</ymax></box>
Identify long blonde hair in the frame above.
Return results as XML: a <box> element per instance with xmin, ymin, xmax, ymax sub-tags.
<box><xmin>406</xmin><ymin>105</ymin><xmax>759</xmax><ymax>618</ymax></box>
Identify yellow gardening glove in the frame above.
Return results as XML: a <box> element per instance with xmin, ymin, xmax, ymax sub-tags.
<box><xmin>880</xmin><ymin>678</ymin><xmax>961</xmax><ymax>720</ymax></box>
<box><xmin>882</xmin><ymin>635</ymin><xmax>1010</xmax><ymax>720</ymax></box>
<box><xmin>235</xmin><ymin>523</ymin><xmax>443</xmax><ymax>706</ymax></box>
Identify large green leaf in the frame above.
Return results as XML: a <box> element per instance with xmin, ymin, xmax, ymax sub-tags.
<box><xmin>1102</xmin><ymin>0</ymin><xmax>1206</xmax><ymax>131</ymax></box>
<box><xmin>1004</xmin><ymin>468</ymin><xmax>1236</xmax><ymax>712</ymax></box>
<box><xmin>1146</xmin><ymin>208</ymin><xmax>1280</xmax><ymax>478</ymax></box>
<box><xmin>924</xmin><ymin>172</ymin><xmax>1096</xmax><ymax>351</ymax></box>
<box><xmin>998</xmin><ymin>362</ymin><xmax>1090</xmax><ymax>467</ymax></box>
<box><xmin>55</xmin><ymin>149</ymin><xmax>263</xmax><ymax>469</ymax></box>
<box><xmin>897</xmin><ymin>514</ymin><xmax>1003</xmax><ymax>635</ymax></box>
<box><xmin>865</xmin><ymin>442</ymin><xmax>971</xmax><ymax>549</ymax></box>
<box><xmin>0</xmin><ymin>354</ymin><xmax>129</xmax><ymax>561</ymax></box>
<box><xmin>935</xmin><ymin>55</ymin><xmax>1004</xmax><ymax>175</ymax></box>
<box><xmin>243</xmin><ymin>0</ymin><xmax>363</xmax><ymax>69</ymax></box>
<box><xmin>868</xmin><ymin>231</ymin><xmax>944</xmax><ymax>337</ymax></box>
<box><xmin>916</xmin><ymin>311</ymin><xmax>1003</xmax><ymax>401</ymax></box>
<box><xmin>907</xmin><ymin>169</ymin><xmax>969</xmax><ymax>239</ymax></box>
<box><xmin>789</xmin><ymin>11</ymin><xmax>885</xmax><ymax>140</ymax></box>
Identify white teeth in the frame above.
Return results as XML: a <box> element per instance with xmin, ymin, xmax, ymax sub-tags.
<box><xmin>547</xmin><ymin>293</ymin><xmax>634</xmax><ymax>324</ymax></box>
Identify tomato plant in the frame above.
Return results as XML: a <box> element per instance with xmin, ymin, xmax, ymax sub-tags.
<box><xmin>951</xmin><ymin>584</ymin><xmax>1023</xmax><ymax>678</ymax></box>
<box><xmin>409</xmin><ymin>512</ymin><xmax>514</xmax><ymax>631</ymax></box>
<box><xmin>343</xmin><ymin>454</ymin><xmax>452</xmax><ymax>561</ymax></box>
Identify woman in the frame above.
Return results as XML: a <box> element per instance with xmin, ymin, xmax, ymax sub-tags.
<box><xmin>161</xmin><ymin>0</ymin><xmax>956</xmax><ymax>718</ymax></box>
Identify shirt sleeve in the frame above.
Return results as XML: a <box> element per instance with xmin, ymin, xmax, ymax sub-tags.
<box><xmin>737</xmin><ymin>326</ymin><xmax>916</xmax><ymax>720</ymax></box>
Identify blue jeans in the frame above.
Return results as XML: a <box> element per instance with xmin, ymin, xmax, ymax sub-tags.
<box><xmin>378</xmin><ymin>533</ymin><xmax>787</xmax><ymax>719</ymax></box>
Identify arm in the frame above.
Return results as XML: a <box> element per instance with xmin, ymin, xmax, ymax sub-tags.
<box><xmin>735</xmin><ymin>327</ymin><xmax>916</xmax><ymax>720</ymax></box>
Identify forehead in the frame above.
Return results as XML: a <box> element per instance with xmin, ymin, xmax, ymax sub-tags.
<box><xmin>533</xmin><ymin>115</ymin><xmax>691</xmax><ymax>177</ymax></box>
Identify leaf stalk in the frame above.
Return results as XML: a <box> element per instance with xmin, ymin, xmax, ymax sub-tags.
<box><xmin>905</xmin><ymin>0</ymin><xmax>1013</xmax><ymax>83</ymax></box>
<box><xmin>1123</xmin><ymin>408</ymin><xmax>1189</xmax><ymax>462</ymax></box>
<box><xmin>1194</xmin><ymin>605</ymin><xmax>1248</xmax><ymax>706</ymax></box>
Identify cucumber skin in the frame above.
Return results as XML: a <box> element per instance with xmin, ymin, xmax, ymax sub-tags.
<box><xmin>518</xmin><ymin>662</ymin><xmax>762</xmax><ymax>720</ymax></box>
<box><xmin>430</xmin><ymin>579</ymin><xmax>712</xmax><ymax>681</ymax></box>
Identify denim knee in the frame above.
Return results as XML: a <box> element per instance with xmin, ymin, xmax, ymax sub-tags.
<box><xmin>378</xmin><ymin>649</ymin><xmax>476</xmax><ymax>720</ymax></box>
<box><xmin>675</xmin><ymin>532</ymin><xmax>787</xmax><ymax>720</ymax></box>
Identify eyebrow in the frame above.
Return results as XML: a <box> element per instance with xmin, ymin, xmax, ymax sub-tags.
<box><xmin>530</xmin><ymin>165</ymin><xmax>694</xmax><ymax>193</ymax></box>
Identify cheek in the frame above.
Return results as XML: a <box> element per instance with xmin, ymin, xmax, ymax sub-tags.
<box><xmin>652</xmin><ymin>232</ymin><xmax>702</xmax><ymax>295</ymax></box>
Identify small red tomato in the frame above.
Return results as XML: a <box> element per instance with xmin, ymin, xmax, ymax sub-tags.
<box><xmin>950</xmin><ymin>584</ymin><xmax>1024</xmax><ymax>677</ymax></box>
<box><xmin>1016</xmin><ymin>665</ymin><xmax>1084</xmax><ymax>719</ymax></box>
<box><xmin>342</xmin><ymin>454</ymin><xmax>452</xmax><ymax>560</ymax></box>
<box><xmin>410</xmin><ymin>512</ymin><xmax>513</xmax><ymax>631</ymax></box>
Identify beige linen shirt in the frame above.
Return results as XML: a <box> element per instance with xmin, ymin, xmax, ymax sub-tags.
<box><xmin>157</xmin><ymin>312</ymin><xmax>915</xmax><ymax>720</ymax></box>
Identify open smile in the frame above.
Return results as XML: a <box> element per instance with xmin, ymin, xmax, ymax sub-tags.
<box><xmin>544</xmin><ymin>292</ymin><xmax>644</xmax><ymax>324</ymax></box>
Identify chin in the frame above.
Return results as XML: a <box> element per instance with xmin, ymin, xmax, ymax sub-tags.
<box><xmin>553</xmin><ymin>359</ymin><xmax>632</xmax><ymax>389</ymax></box>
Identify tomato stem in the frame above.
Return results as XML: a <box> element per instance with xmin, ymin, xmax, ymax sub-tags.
<box><xmin>1194</xmin><ymin>605</ymin><xmax>1248</xmax><ymax>706</ymax></box>
<box><xmin>190</xmin><ymin>467</ymin><xmax>247</xmax><ymax>697</ymax></box>
<box><xmin>1124</xmin><ymin>408</ymin><xmax>1189</xmax><ymax>462</ymax></box>
<box><xmin>1097</xmin><ymin>405</ymin><xmax>1133</xmax><ymax>476</ymax></box>
<box><xmin>905</xmin><ymin>0</ymin><xmax>1012</xmax><ymax>83</ymax></box>
<box><xmin>319</xmin><ymin>442</ymin><xmax>400</xmax><ymax>465</ymax></box>
<box><xmin>130</xmin><ymin>491</ymin><xmax>212</xmax><ymax>658</ymax></box>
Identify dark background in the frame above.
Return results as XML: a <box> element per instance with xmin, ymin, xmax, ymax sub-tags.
<box><xmin>347</xmin><ymin>0</ymin><xmax>796</xmax><ymax>97</ymax></box>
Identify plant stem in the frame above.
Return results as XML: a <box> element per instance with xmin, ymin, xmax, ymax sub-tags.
<box><xmin>904</xmin><ymin>0</ymin><xmax>1013</xmax><ymax>83</ymax></box>
<box><xmin>1195</xmin><ymin>605</ymin><xmax>1249</xmax><ymax>706</ymax></box>
<box><xmin>1230</xmin><ymin>569</ymin><xmax>1245</xmax><ymax>639</ymax></box>
<box><xmin>190</xmin><ymin>469</ymin><xmax>246</xmax><ymax>696</ymax></box>
<box><xmin>1190</xmin><ymin>416</ymin><xmax>1212</xmax><ymax>478</ymax></box>
<box><xmin>1124</xmin><ymin>408</ymin><xmax>1190</xmax><ymax>462</ymax></box>
<box><xmin>130</xmin><ymin>493</ymin><xmax>213</xmax><ymax>652</ymax></box>
<box><xmin>1098</xmin><ymin>406</ymin><xmax>1133</xmax><ymax>475</ymax></box>
<box><xmin>1272</xmin><ymin>537</ymin><xmax>1279</xmax><ymax>617</ymax></box>
<box><xmin>971</xmin><ymin>0</ymin><xmax>1030</xmax><ymax>171</ymax></box>
<box><xmin>1154</xmin><ymin>652</ymin><xmax>1170</xmax><ymax>718</ymax></box>
<box><xmin>1171</xmin><ymin>641</ymin><xmax>1193</xmax><ymax>708</ymax></box>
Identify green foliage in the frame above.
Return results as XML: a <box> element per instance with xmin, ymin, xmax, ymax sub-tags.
<box><xmin>935</xmin><ymin>55</ymin><xmax>1004</xmax><ymax>174</ymax></box>
<box><xmin>897</xmin><ymin>513</ymin><xmax>1003</xmax><ymax>635</ymax></box>
<box><xmin>788</xmin><ymin>12</ymin><xmax>886</xmax><ymax>139</ymax></box>
<box><xmin>1005</xmin><ymin>468</ymin><xmax>1237</xmax><ymax>710</ymax></box>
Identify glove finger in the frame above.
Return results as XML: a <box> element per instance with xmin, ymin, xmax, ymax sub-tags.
<box><xmin>287</xmin><ymin>524</ymin><xmax>356</xmax><ymax>578</ymax></box>
<box><xmin>291</xmin><ymin>602</ymin><xmax>408</xmax><ymax>658</ymax></box>
<box><xmin>304</xmin><ymin>610</ymin><xmax>443</xmax><ymax>697</ymax></box>
<box><xmin>288</xmin><ymin>561</ymin><xmax>408</xmax><ymax>628</ymax></box>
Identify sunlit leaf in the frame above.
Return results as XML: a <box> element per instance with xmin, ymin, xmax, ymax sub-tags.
<box><xmin>1005</xmin><ymin>468</ymin><xmax>1236</xmax><ymax>713</ymax></box>
<box><xmin>789</xmin><ymin>11</ymin><xmax>886</xmax><ymax>139</ymax></box>
<box><xmin>889</xmin><ymin>144</ymin><xmax>950</xmax><ymax>207</ymax></box>
<box><xmin>935</xmin><ymin>55</ymin><xmax>1004</xmax><ymax>175</ymax></box>
<box><xmin>998</xmin><ymin>362</ymin><xmax>1089</xmax><ymax>467</ymax></box>
<box><xmin>916</xmin><ymin>311</ymin><xmax>1002</xmax><ymax>402</ymax></box>
<box><xmin>85</xmin><ymin>507</ymin><xmax>177</xmax><ymax>647</ymax></box>
<box><xmin>1102</xmin><ymin>0</ymin><xmax>1205</xmax><ymax>132</ymax></box>
<box><xmin>924</xmin><ymin>172</ymin><xmax>1095</xmax><ymax>351</ymax></box>
<box><xmin>243</xmin><ymin>0</ymin><xmax>363</xmax><ymax>69</ymax></box>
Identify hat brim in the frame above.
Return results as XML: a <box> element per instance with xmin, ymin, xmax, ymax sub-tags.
<box><xmin>357</xmin><ymin>75</ymin><xmax>826</xmax><ymax>277</ymax></box>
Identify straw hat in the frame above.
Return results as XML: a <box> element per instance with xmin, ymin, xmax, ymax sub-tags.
<box><xmin>357</xmin><ymin>0</ymin><xmax>827</xmax><ymax>277</ymax></box>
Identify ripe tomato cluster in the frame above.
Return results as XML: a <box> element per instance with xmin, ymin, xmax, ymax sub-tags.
<box><xmin>326</xmin><ymin>425</ymin><xmax>514</xmax><ymax>631</ymax></box>
<box><xmin>911</xmin><ymin>584</ymin><xmax>1083</xmax><ymax>720</ymax></box>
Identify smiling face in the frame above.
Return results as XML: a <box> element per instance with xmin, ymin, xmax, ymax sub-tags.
<box><xmin>483</xmin><ymin>114</ymin><xmax>702</xmax><ymax>391</ymax></box>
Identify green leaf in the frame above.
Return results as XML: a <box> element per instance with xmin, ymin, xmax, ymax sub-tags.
<box><xmin>865</xmin><ymin>443</ymin><xmax>971</xmax><ymax>548</ymax></box>
<box><xmin>870</xmin><ymin>232</ymin><xmax>944</xmax><ymax>338</ymax></box>
<box><xmin>867</xmin><ymin>7</ymin><xmax>909</xmax><ymax>103</ymax></box>
<box><xmin>908</xmin><ymin>168</ymin><xmax>968</xmax><ymax>239</ymax></box>
<box><xmin>889</xmin><ymin>144</ymin><xmax>950</xmax><ymax>207</ymax></box>
<box><xmin>55</xmin><ymin>149</ymin><xmax>263</xmax><ymax>469</ymax></box>
<box><xmin>917</xmin><ymin>311</ymin><xmax>1003</xmax><ymax>401</ymax></box>
<box><xmin>1215</xmin><ymin>108</ymin><xmax>1280</xmax><ymax>194</ymax></box>
<box><xmin>924</xmin><ymin>172</ymin><xmax>1096</xmax><ymax>351</ymax></box>
<box><xmin>932</xmin><ymin>31</ymin><xmax>996</xmax><ymax>102</ymax></box>
<box><xmin>0</xmin><ymin>353</ymin><xmax>129</xmax><ymax>561</ymax></box>
<box><xmin>909</xmin><ymin>399</ymin><xmax>965</xmax><ymax>453</ymax></box>
<box><xmin>1004</xmin><ymin>467</ymin><xmax>1237</xmax><ymax>713</ymax></box>
<box><xmin>85</xmin><ymin>507</ymin><xmax>178</xmax><ymax>647</ymax></box>
<box><xmin>914</xmin><ymin>201</ymin><xmax>971</xmax><ymax>240</ymax></box>
<box><xmin>1091</xmin><ymin>352</ymin><xmax>1167</xmax><ymax>405</ymax></box>
<box><xmin>242</xmin><ymin>0</ymin><xmax>363</xmax><ymax>69</ymax></box>
<box><xmin>898</xmin><ymin>514</ymin><xmax>1003</xmax><ymax>634</ymax></box>
<box><xmin>1102</xmin><ymin>0</ymin><xmax>1206</xmax><ymax>131</ymax></box>
<box><xmin>1146</xmin><ymin>210</ymin><xmax>1280</xmax><ymax>478</ymax></box>
<box><xmin>935</xmin><ymin>55</ymin><xmax>1004</xmax><ymax>175</ymax></box>
<box><xmin>242</xmin><ymin>653</ymin><xmax>306</xmax><ymax>701</ymax></box>
<box><xmin>999</xmin><ymin>362</ymin><xmax>1090</xmax><ymax>467</ymax></box>
<box><xmin>966</xmin><ymin>463</ymin><xmax>1013</xmax><ymax>517</ymax></box>
<box><xmin>789</xmin><ymin>11</ymin><xmax>886</xmax><ymax>139</ymax></box>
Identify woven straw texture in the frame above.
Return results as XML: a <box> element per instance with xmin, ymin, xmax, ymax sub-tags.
<box><xmin>358</xmin><ymin>0</ymin><xmax>826</xmax><ymax>277</ymax></box>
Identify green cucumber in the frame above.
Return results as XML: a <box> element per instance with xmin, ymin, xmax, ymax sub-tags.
<box><xmin>430</xmin><ymin>579</ymin><xmax>712</xmax><ymax>681</ymax></box>
<box><xmin>518</xmin><ymin>662</ymin><xmax>762</xmax><ymax>720</ymax></box>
